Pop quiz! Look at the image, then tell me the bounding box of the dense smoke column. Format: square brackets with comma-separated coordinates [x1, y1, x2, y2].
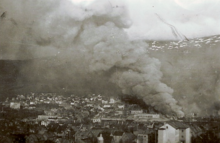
[78, 3, 184, 117]
[149, 37, 220, 116]
[0, 0, 184, 116]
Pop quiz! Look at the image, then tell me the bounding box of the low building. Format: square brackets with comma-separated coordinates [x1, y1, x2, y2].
[75, 130, 95, 142]
[10, 102, 20, 109]
[87, 103, 94, 107]
[37, 115, 58, 121]
[134, 114, 160, 119]
[109, 98, 115, 104]
[98, 134, 104, 143]
[41, 120, 49, 126]
[117, 104, 125, 109]
[131, 110, 143, 114]
[115, 110, 123, 116]
[112, 131, 124, 143]
[103, 104, 111, 108]
[30, 101, 35, 105]
[93, 117, 101, 123]
[137, 131, 149, 143]
[102, 100, 108, 104]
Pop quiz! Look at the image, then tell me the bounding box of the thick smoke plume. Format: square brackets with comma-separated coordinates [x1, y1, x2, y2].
[0, 0, 184, 116]
[149, 37, 220, 117]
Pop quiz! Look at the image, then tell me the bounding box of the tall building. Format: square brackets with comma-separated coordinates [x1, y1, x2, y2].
[158, 122, 191, 143]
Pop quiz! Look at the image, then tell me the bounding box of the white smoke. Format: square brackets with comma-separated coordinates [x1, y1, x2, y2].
[0, 0, 184, 116]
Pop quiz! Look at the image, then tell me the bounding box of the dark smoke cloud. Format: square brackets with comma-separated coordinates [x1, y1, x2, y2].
[0, 0, 184, 116]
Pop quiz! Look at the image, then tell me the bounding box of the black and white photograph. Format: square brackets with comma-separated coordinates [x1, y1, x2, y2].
[0, 0, 220, 142]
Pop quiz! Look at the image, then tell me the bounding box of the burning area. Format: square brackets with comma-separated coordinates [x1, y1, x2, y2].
[0, 0, 187, 117]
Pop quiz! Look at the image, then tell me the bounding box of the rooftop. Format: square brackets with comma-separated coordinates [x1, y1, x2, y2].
[164, 122, 189, 129]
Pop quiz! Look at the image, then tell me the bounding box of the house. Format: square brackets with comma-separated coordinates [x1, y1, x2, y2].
[38, 115, 58, 121]
[121, 132, 136, 143]
[103, 107, 114, 113]
[112, 131, 124, 143]
[115, 109, 124, 116]
[97, 95, 102, 101]
[28, 105, 36, 109]
[102, 100, 108, 104]
[10, 102, 20, 109]
[109, 98, 115, 104]
[26, 134, 47, 143]
[87, 103, 94, 107]
[44, 101, 50, 104]
[158, 122, 191, 143]
[41, 120, 49, 126]
[75, 130, 95, 143]
[97, 131, 113, 143]
[92, 116, 101, 123]
[30, 101, 35, 105]
[84, 98, 89, 102]
[117, 104, 125, 109]
[103, 104, 111, 108]
[135, 130, 150, 143]
[97, 134, 104, 143]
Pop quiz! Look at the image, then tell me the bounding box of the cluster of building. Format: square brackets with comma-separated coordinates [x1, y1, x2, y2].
[1, 93, 220, 142]
[148, 35, 220, 51]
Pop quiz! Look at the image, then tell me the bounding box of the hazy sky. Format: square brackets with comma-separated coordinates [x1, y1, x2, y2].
[71, 0, 220, 40]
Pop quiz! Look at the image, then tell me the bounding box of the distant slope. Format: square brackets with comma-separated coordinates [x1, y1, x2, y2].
[0, 57, 119, 101]
[147, 35, 220, 51]
[1, 34, 220, 117]
[0, 60, 27, 100]
[146, 35, 220, 116]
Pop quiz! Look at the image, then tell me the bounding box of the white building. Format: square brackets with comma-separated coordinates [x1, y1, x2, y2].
[137, 133, 148, 143]
[92, 117, 101, 123]
[117, 104, 125, 109]
[30, 101, 35, 105]
[115, 110, 123, 115]
[131, 110, 143, 114]
[97, 134, 104, 143]
[38, 115, 58, 121]
[109, 98, 115, 104]
[10, 102, 20, 109]
[158, 122, 191, 143]
[71, 102, 75, 105]
[103, 104, 111, 108]
[102, 100, 108, 104]
[41, 120, 49, 126]
[134, 114, 160, 119]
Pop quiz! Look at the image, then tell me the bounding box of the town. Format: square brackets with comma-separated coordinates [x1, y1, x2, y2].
[1, 93, 220, 143]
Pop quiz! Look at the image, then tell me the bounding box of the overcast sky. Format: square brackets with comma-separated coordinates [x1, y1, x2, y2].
[71, 0, 220, 40]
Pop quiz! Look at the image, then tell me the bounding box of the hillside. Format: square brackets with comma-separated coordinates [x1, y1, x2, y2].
[147, 35, 220, 116]
[1, 35, 220, 116]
